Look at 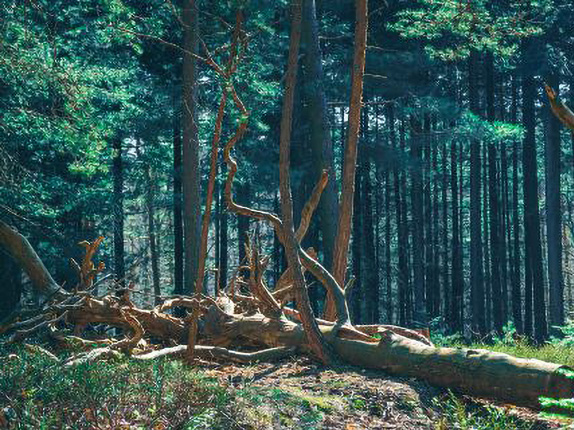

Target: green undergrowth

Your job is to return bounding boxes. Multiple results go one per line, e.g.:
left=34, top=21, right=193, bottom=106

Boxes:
left=0, top=343, right=235, bottom=429
left=0, top=344, right=343, bottom=430
left=433, top=392, right=535, bottom=430
left=2, top=338, right=574, bottom=429
left=431, top=321, right=574, bottom=368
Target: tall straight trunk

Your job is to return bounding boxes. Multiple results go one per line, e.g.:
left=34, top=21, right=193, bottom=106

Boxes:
left=237, top=183, right=251, bottom=280
left=215, top=177, right=221, bottom=293
left=219, top=163, right=228, bottom=290
left=182, top=0, right=202, bottom=295
left=500, top=76, right=511, bottom=327
left=483, top=142, right=492, bottom=332
left=329, top=0, right=368, bottom=319
left=423, top=115, right=434, bottom=318
left=145, top=163, right=162, bottom=305
left=521, top=39, right=548, bottom=342
left=279, top=0, right=330, bottom=363
left=390, top=106, right=407, bottom=326
left=352, top=161, right=363, bottom=323
left=300, top=0, right=338, bottom=271
left=363, top=152, right=379, bottom=323
left=384, top=110, right=393, bottom=324
left=501, top=138, right=510, bottom=325
left=510, top=72, right=523, bottom=333
left=400, top=120, right=413, bottom=325
left=450, top=138, right=464, bottom=333
left=469, top=51, right=485, bottom=335
left=410, top=115, right=427, bottom=327
left=188, top=82, right=228, bottom=358
left=441, top=137, right=450, bottom=319
left=112, top=137, right=125, bottom=287
left=273, top=193, right=281, bottom=286
left=431, top=121, right=440, bottom=318
left=173, top=102, right=184, bottom=296
left=486, top=52, right=503, bottom=333
left=545, top=71, right=564, bottom=332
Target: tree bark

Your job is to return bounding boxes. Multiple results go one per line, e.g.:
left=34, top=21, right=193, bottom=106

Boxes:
left=278, top=0, right=330, bottom=364
left=145, top=162, right=162, bottom=305
left=300, top=0, right=339, bottom=272
left=112, top=137, right=125, bottom=287
left=173, top=97, right=184, bottom=296
left=188, top=89, right=228, bottom=358
left=469, top=50, right=485, bottom=336
left=410, top=115, right=427, bottom=327
left=521, top=39, right=548, bottom=342
left=450, top=138, right=463, bottom=333
left=486, top=52, right=503, bottom=334
left=327, top=0, right=368, bottom=321
left=182, top=0, right=202, bottom=295
left=0, top=220, right=63, bottom=298
left=510, top=73, right=523, bottom=333
left=545, top=73, right=564, bottom=332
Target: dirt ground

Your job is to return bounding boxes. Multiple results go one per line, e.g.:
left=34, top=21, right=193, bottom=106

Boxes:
left=198, top=357, right=568, bottom=430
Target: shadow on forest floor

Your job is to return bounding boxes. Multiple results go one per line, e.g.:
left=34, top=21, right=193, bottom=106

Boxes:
left=0, top=343, right=571, bottom=430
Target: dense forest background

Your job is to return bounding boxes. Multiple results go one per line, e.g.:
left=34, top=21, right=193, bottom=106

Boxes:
left=2, top=0, right=574, bottom=344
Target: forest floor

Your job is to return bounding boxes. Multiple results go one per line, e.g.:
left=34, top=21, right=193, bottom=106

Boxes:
left=1, top=342, right=574, bottom=430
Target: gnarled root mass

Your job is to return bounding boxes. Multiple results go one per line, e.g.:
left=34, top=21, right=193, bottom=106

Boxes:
left=0, top=216, right=572, bottom=409
left=2, top=283, right=574, bottom=409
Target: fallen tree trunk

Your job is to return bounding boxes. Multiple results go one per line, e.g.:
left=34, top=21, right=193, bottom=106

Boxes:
left=66, top=297, right=186, bottom=343
left=201, top=306, right=574, bottom=409
left=2, top=222, right=573, bottom=409
left=3, top=283, right=573, bottom=408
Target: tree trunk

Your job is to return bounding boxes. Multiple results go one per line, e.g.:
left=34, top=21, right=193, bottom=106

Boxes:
left=390, top=106, right=408, bottom=326
left=145, top=162, right=162, bottom=305
left=441, top=137, right=450, bottom=321
left=431, top=121, right=440, bottom=318
left=410, top=115, right=427, bottom=327
left=219, top=163, right=228, bottom=290
left=188, top=86, right=228, bottom=358
left=351, top=161, right=362, bottom=323
left=469, top=50, right=485, bottom=336
left=173, top=98, right=184, bottom=296
left=182, top=0, right=202, bottom=295
left=362, top=112, right=379, bottom=324
left=199, top=307, right=574, bottom=409
left=278, top=0, right=330, bottom=364
left=327, top=0, right=368, bottom=320
left=383, top=107, right=393, bottom=324
left=545, top=72, right=564, bottom=333
left=521, top=39, right=548, bottom=342
left=450, top=138, right=463, bottom=333
left=300, top=0, right=339, bottom=272
left=483, top=141, right=492, bottom=332
left=0, top=220, right=63, bottom=298
left=486, top=52, right=503, bottom=334
left=112, top=137, right=125, bottom=287
left=510, top=73, right=523, bottom=333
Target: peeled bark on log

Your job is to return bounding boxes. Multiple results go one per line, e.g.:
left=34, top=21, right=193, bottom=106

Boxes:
left=135, top=345, right=296, bottom=363
left=0, top=220, right=65, bottom=299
